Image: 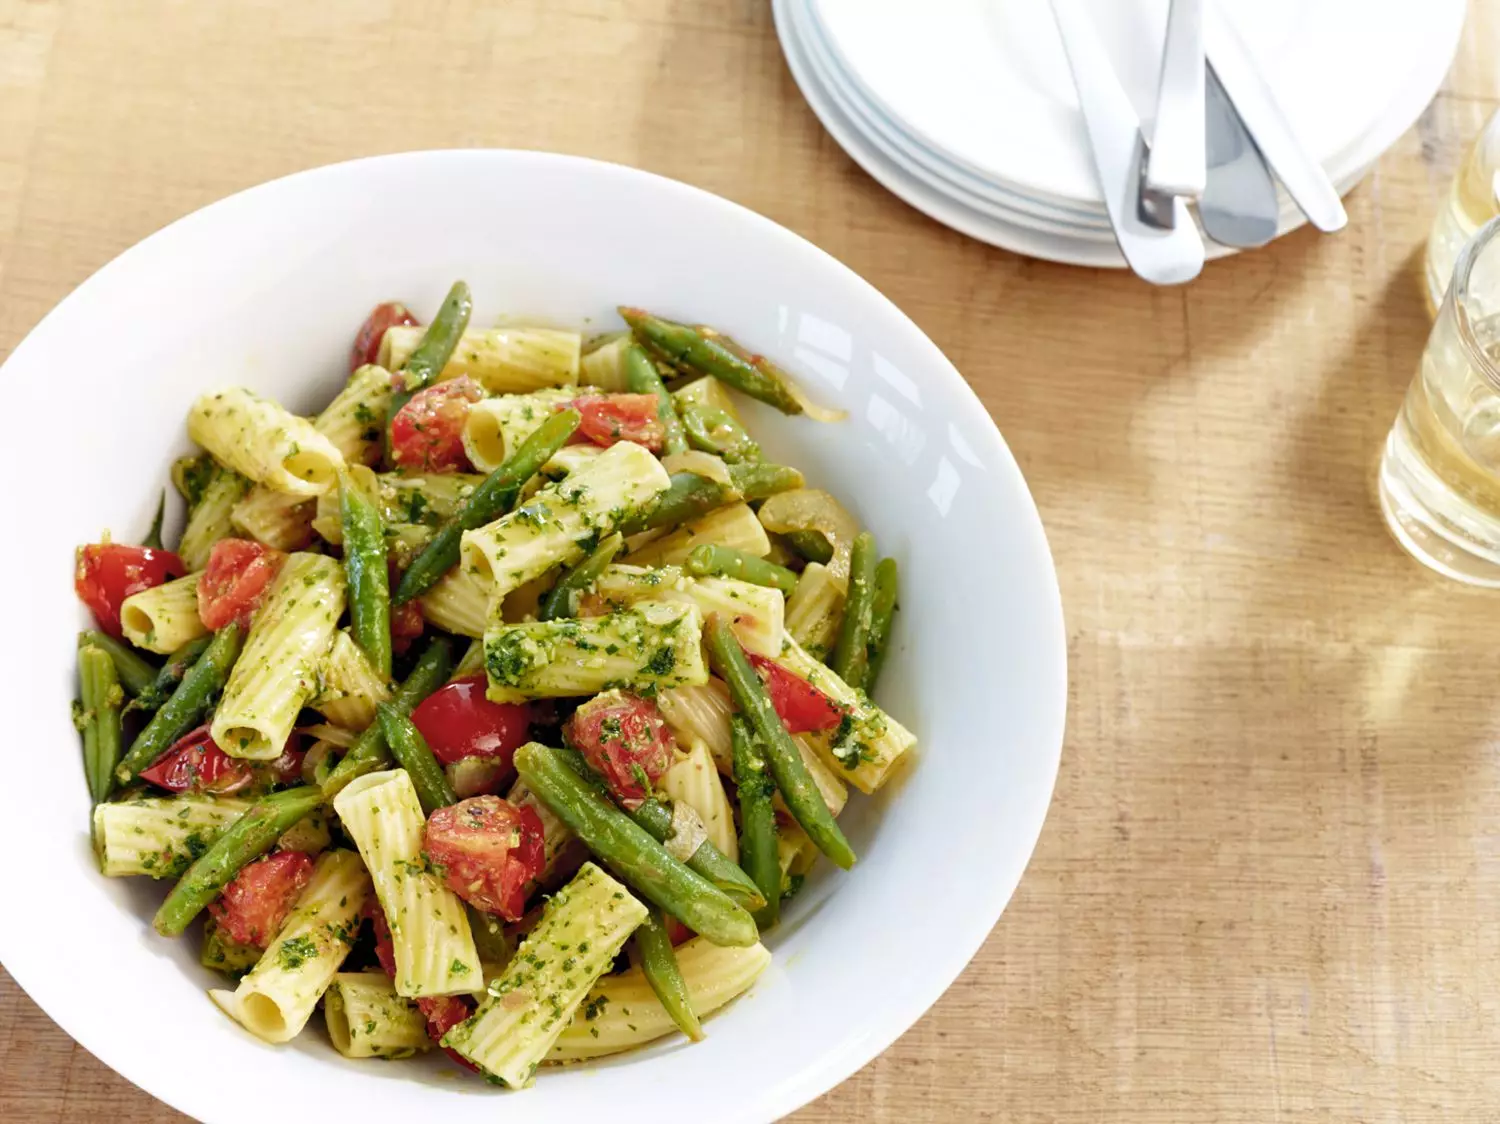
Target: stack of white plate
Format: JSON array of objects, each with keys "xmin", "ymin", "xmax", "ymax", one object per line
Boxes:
[{"xmin": 774, "ymin": 0, "xmax": 1467, "ymax": 267}]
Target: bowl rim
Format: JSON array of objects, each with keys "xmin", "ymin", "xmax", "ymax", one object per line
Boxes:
[{"xmin": 0, "ymin": 148, "xmax": 1067, "ymax": 1123}]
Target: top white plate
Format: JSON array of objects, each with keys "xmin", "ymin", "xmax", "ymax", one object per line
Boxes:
[{"xmin": 812, "ymin": 0, "xmax": 1454, "ymax": 205}]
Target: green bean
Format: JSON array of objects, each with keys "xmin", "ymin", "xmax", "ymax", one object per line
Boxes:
[
  {"xmin": 153, "ymin": 786, "xmax": 325, "ymax": 936},
  {"xmin": 321, "ymin": 637, "xmax": 454, "ymax": 796},
  {"xmin": 623, "ymin": 341, "xmax": 688, "ymax": 456},
  {"xmin": 540, "ymin": 533, "xmax": 623, "ymax": 621},
  {"xmin": 76, "ymin": 646, "xmax": 124, "ymax": 804},
  {"xmin": 679, "ymin": 400, "xmax": 761, "ymax": 463},
  {"xmin": 142, "ymin": 490, "xmax": 167, "ymax": 550},
  {"xmin": 393, "ymin": 408, "xmax": 581, "ymax": 604},
  {"xmin": 733, "ymin": 462, "xmax": 804, "ymax": 501},
  {"xmin": 115, "ymin": 622, "xmax": 245, "ymax": 784},
  {"xmin": 375, "ymin": 703, "xmax": 456, "ymax": 814},
  {"xmin": 388, "ymin": 280, "xmax": 473, "ymax": 424},
  {"xmin": 77, "ymin": 630, "xmax": 157, "ymax": 696},
  {"xmin": 619, "ymin": 462, "xmax": 804, "ymax": 535},
  {"xmin": 515, "ymin": 743, "xmax": 759, "ymax": 947},
  {"xmin": 553, "ymin": 746, "xmax": 765, "ymax": 909},
  {"xmin": 705, "ymin": 616, "xmax": 855, "ymax": 870},
  {"xmin": 864, "ymin": 557, "xmax": 899, "ymax": 694},
  {"xmin": 636, "ymin": 905, "xmax": 704, "ymax": 1041},
  {"xmin": 830, "ymin": 532, "xmax": 878, "ymax": 688},
  {"xmin": 340, "ymin": 476, "xmax": 392, "ymax": 678},
  {"xmin": 620, "ymin": 307, "xmax": 802, "ymax": 415},
  {"xmin": 731, "ymin": 716, "xmax": 780, "ymax": 930},
  {"xmin": 468, "ymin": 904, "xmax": 515, "ymax": 966},
  {"xmin": 126, "ymin": 634, "xmax": 214, "ymax": 718},
  {"xmin": 686, "ymin": 544, "xmax": 797, "ymax": 595},
  {"xmin": 782, "ymin": 529, "xmax": 834, "ymax": 566}
]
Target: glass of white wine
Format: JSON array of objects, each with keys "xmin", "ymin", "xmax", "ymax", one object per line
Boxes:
[
  {"xmin": 1382, "ymin": 216, "xmax": 1500, "ymax": 585},
  {"xmin": 1426, "ymin": 109, "xmax": 1500, "ymax": 312}
]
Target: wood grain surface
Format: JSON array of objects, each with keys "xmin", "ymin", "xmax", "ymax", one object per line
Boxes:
[{"xmin": 4, "ymin": 1, "xmax": 1499, "ymax": 1120}]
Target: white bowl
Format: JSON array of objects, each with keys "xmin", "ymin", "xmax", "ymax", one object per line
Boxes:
[{"xmin": 0, "ymin": 150, "xmax": 1066, "ymax": 1123}]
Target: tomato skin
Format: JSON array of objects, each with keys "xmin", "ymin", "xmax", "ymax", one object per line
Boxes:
[
  {"xmin": 664, "ymin": 915, "xmax": 693, "ymax": 946},
  {"xmin": 75, "ymin": 543, "xmax": 186, "ymax": 637},
  {"xmin": 570, "ymin": 394, "xmax": 666, "ymax": 452},
  {"xmin": 423, "ymin": 797, "xmax": 546, "ymax": 921},
  {"xmin": 410, "ymin": 675, "xmax": 531, "ymax": 770},
  {"xmin": 138, "ymin": 725, "xmax": 256, "ymax": 795},
  {"xmin": 197, "ymin": 539, "xmax": 286, "ymax": 631},
  {"xmin": 391, "ymin": 600, "xmax": 425, "ymax": 655},
  {"xmin": 208, "ymin": 851, "xmax": 314, "ymax": 948},
  {"xmin": 564, "ymin": 690, "xmax": 675, "ymax": 807},
  {"xmin": 747, "ymin": 653, "xmax": 844, "ymax": 734},
  {"xmin": 351, "ymin": 301, "xmax": 419, "ymax": 372},
  {"xmin": 389, "ymin": 377, "xmax": 484, "ymax": 473}
]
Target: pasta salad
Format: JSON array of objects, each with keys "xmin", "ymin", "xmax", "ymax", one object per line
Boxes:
[{"xmin": 71, "ymin": 284, "xmax": 915, "ymax": 1087}]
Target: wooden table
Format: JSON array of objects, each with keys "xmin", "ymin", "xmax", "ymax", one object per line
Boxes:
[{"xmin": 4, "ymin": 2, "xmax": 1498, "ymax": 1119}]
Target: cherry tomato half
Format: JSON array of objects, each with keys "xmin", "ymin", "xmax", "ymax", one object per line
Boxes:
[
  {"xmin": 75, "ymin": 543, "xmax": 186, "ymax": 637},
  {"xmin": 208, "ymin": 851, "xmax": 314, "ymax": 948},
  {"xmin": 570, "ymin": 393, "xmax": 666, "ymax": 452},
  {"xmin": 351, "ymin": 301, "xmax": 419, "ymax": 372},
  {"xmin": 747, "ymin": 653, "xmax": 845, "ymax": 735},
  {"xmin": 410, "ymin": 675, "xmax": 531, "ymax": 770},
  {"xmin": 423, "ymin": 796, "xmax": 546, "ymax": 921},
  {"xmin": 389, "ymin": 377, "xmax": 483, "ymax": 473},
  {"xmin": 138, "ymin": 725, "xmax": 256, "ymax": 795},
  {"xmin": 564, "ymin": 689, "xmax": 675, "ymax": 807},
  {"xmin": 197, "ymin": 539, "xmax": 286, "ymax": 631}
]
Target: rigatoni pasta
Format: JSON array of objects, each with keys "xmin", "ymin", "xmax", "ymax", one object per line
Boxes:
[
  {"xmin": 211, "ymin": 849, "xmax": 370, "ymax": 1043},
  {"xmin": 70, "ymin": 293, "xmax": 916, "ymax": 1088},
  {"xmin": 381, "ymin": 325, "xmax": 582, "ymax": 393},
  {"xmin": 333, "ymin": 769, "xmax": 480, "ymax": 998},
  {"xmin": 119, "ymin": 574, "xmax": 208, "ymax": 654},
  {"xmin": 187, "ymin": 387, "xmax": 345, "ymax": 497},
  {"xmin": 212, "ymin": 552, "xmax": 345, "ymax": 759}
]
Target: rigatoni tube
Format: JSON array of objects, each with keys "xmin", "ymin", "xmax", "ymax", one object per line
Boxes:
[
  {"xmin": 547, "ymin": 937, "xmax": 771, "ymax": 1062},
  {"xmin": 592, "ymin": 563, "xmax": 784, "ymax": 657},
  {"xmin": 187, "ymin": 388, "xmax": 345, "ymax": 497},
  {"xmin": 210, "ymin": 849, "xmax": 370, "ymax": 1044},
  {"xmin": 212, "ymin": 553, "xmax": 345, "ymax": 760},
  {"xmin": 383, "ymin": 325, "xmax": 582, "ymax": 394},
  {"xmin": 441, "ymin": 862, "xmax": 646, "ymax": 1086},
  {"xmin": 622, "ymin": 503, "xmax": 771, "ymax": 568},
  {"xmin": 462, "ymin": 388, "xmax": 578, "ymax": 473},
  {"xmin": 460, "ymin": 440, "xmax": 670, "ymax": 611},
  {"xmin": 483, "ymin": 601, "xmax": 708, "ymax": 703},
  {"xmin": 324, "ymin": 972, "xmax": 431, "ymax": 1059},
  {"xmin": 119, "ymin": 574, "xmax": 208, "ymax": 655},
  {"xmin": 332, "ymin": 769, "xmax": 480, "ymax": 998}
]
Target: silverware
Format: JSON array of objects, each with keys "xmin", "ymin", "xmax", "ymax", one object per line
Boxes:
[
  {"xmin": 1145, "ymin": 0, "xmax": 1206, "ymax": 199},
  {"xmin": 1203, "ymin": 0, "xmax": 1347, "ymax": 233},
  {"xmin": 1047, "ymin": 0, "xmax": 1204, "ymax": 284},
  {"xmin": 1198, "ymin": 62, "xmax": 1280, "ymax": 248}
]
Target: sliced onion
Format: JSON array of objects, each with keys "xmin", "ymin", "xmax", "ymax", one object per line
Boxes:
[
  {"xmin": 665, "ymin": 801, "xmax": 710, "ymax": 863},
  {"xmin": 296, "ymin": 723, "xmax": 357, "ymax": 748},
  {"xmin": 783, "ymin": 375, "xmax": 847, "ymax": 422},
  {"xmin": 662, "ymin": 450, "xmax": 739, "ymax": 497},
  {"xmin": 756, "ymin": 488, "xmax": 860, "ymax": 584}
]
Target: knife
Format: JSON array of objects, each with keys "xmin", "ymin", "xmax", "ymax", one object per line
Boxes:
[
  {"xmin": 1146, "ymin": 0, "xmax": 1206, "ymax": 199},
  {"xmin": 1198, "ymin": 62, "xmax": 1280, "ymax": 248},
  {"xmin": 1047, "ymin": 0, "xmax": 1205, "ymax": 284},
  {"xmin": 1203, "ymin": 0, "xmax": 1347, "ymax": 233}
]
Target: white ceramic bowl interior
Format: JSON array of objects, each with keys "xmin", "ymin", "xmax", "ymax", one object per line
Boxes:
[{"xmin": 0, "ymin": 151, "xmax": 1066, "ymax": 1124}]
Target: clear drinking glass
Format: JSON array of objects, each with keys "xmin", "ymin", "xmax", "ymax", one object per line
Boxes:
[
  {"xmin": 1426, "ymin": 109, "xmax": 1500, "ymax": 312},
  {"xmin": 1382, "ymin": 217, "xmax": 1500, "ymax": 585}
]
